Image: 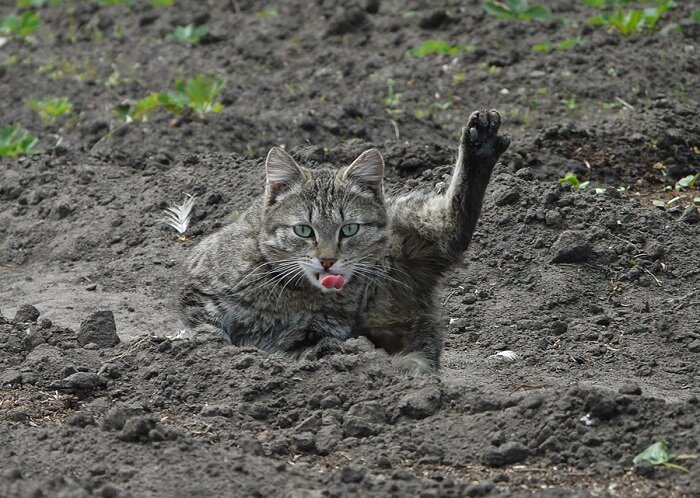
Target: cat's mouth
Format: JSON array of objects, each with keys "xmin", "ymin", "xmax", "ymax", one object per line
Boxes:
[{"xmin": 318, "ymin": 272, "xmax": 345, "ymax": 290}]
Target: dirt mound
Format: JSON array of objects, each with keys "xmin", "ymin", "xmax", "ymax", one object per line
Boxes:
[{"xmin": 2, "ymin": 308, "xmax": 698, "ymax": 497}]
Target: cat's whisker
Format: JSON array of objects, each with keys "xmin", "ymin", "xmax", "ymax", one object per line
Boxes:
[
  {"xmin": 266, "ymin": 264, "xmax": 304, "ymax": 302},
  {"xmin": 246, "ymin": 264, "xmax": 300, "ymax": 296},
  {"xmin": 231, "ymin": 259, "xmax": 302, "ymax": 293},
  {"xmin": 231, "ymin": 258, "xmax": 300, "ymax": 291},
  {"xmin": 275, "ymin": 267, "xmax": 307, "ymax": 305}
]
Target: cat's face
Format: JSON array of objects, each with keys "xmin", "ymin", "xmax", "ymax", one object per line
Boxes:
[{"xmin": 260, "ymin": 148, "xmax": 388, "ymax": 294}]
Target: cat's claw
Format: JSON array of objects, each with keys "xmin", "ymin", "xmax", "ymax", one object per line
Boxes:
[{"xmin": 463, "ymin": 109, "xmax": 510, "ymax": 160}]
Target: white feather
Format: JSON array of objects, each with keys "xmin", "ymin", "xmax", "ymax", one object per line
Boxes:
[
  {"xmin": 488, "ymin": 350, "xmax": 519, "ymax": 362},
  {"xmin": 163, "ymin": 194, "xmax": 195, "ymax": 236}
]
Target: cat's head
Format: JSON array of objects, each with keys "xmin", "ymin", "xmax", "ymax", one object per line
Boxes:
[{"xmin": 260, "ymin": 147, "xmax": 389, "ymax": 293}]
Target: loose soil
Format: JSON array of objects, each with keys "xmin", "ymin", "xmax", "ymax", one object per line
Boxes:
[{"xmin": 1, "ymin": 1, "xmax": 699, "ymax": 497}]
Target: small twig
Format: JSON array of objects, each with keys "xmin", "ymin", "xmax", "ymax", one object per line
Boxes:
[
  {"xmin": 674, "ymin": 301, "xmax": 700, "ymax": 312},
  {"xmin": 604, "ymin": 344, "xmax": 619, "ymax": 353},
  {"xmin": 104, "ymin": 336, "xmax": 153, "ymax": 363},
  {"xmin": 666, "ymin": 291, "xmax": 697, "ymax": 304},
  {"xmin": 641, "ymin": 267, "xmax": 662, "ymax": 287},
  {"xmin": 442, "ymin": 285, "xmax": 464, "ymax": 305},
  {"xmin": 615, "ymin": 96, "xmax": 635, "ymax": 110},
  {"xmin": 389, "ymin": 119, "xmax": 400, "ymax": 141},
  {"xmin": 608, "ymin": 232, "xmax": 640, "ymax": 251},
  {"xmin": 509, "ymin": 383, "xmax": 548, "ymax": 395}
]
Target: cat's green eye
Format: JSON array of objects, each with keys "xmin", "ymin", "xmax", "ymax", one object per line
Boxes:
[
  {"xmin": 340, "ymin": 223, "xmax": 360, "ymax": 237},
  {"xmin": 293, "ymin": 224, "xmax": 314, "ymax": 238}
]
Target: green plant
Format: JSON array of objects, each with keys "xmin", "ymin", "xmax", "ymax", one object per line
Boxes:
[
  {"xmin": 165, "ymin": 24, "xmax": 208, "ymax": 44},
  {"xmin": 652, "ymin": 197, "xmax": 680, "ymax": 209},
  {"xmin": 97, "ymin": 0, "xmax": 172, "ymax": 6},
  {"xmin": 16, "ymin": 0, "xmax": 60, "ymax": 6},
  {"xmin": 583, "ymin": 0, "xmax": 633, "ymax": 6},
  {"xmin": 558, "ymin": 172, "xmax": 589, "ymax": 189},
  {"xmin": 118, "ymin": 74, "xmax": 226, "ymax": 121},
  {"xmin": 0, "ymin": 125, "xmax": 38, "ymax": 158},
  {"xmin": 383, "ymin": 79, "xmax": 400, "ymax": 108},
  {"xmin": 675, "ymin": 173, "xmax": 699, "ymax": 190},
  {"xmin": 97, "ymin": 0, "xmax": 134, "ymax": 5},
  {"xmin": 693, "ymin": 10, "xmax": 700, "ymax": 23},
  {"xmin": 27, "ymin": 97, "xmax": 73, "ymax": 122},
  {"xmin": 406, "ymin": 39, "xmax": 475, "ymax": 57},
  {"xmin": 484, "ymin": 0, "xmax": 551, "ymax": 21},
  {"xmin": 588, "ymin": 1, "xmax": 675, "ymax": 36},
  {"xmin": 1, "ymin": 11, "xmax": 40, "ymax": 37},
  {"xmin": 532, "ymin": 37, "xmax": 586, "ymax": 53},
  {"xmin": 256, "ymin": 9, "xmax": 278, "ymax": 18},
  {"xmin": 414, "ymin": 101, "xmax": 451, "ymax": 121},
  {"xmin": 561, "ymin": 96, "xmax": 577, "ymax": 112},
  {"xmin": 633, "ymin": 441, "xmax": 688, "ymax": 472}
]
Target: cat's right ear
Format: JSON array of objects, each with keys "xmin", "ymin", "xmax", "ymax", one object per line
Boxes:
[
  {"xmin": 265, "ymin": 147, "xmax": 304, "ymax": 200},
  {"xmin": 343, "ymin": 149, "xmax": 384, "ymax": 193}
]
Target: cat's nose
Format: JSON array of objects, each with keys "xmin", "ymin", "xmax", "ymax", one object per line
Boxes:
[{"xmin": 320, "ymin": 258, "xmax": 337, "ymax": 271}]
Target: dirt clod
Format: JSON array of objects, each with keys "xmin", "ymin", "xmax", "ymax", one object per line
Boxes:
[
  {"xmin": 78, "ymin": 311, "xmax": 120, "ymax": 349},
  {"xmin": 481, "ymin": 442, "xmax": 530, "ymax": 467},
  {"xmin": 13, "ymin": 305, "xmax": 40, "ymax": 323},
  {"xmin": 549, "ymin": 230, "xmax": 593, "ymax": 263}
]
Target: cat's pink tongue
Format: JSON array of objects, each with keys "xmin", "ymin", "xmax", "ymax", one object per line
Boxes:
[{"xmin": 320, "ymin": 273, "xmax": 345, "ymax": 290}]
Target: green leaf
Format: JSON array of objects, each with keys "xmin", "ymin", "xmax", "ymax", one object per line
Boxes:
[
  {"xmin": 557, "ymin": 37, "xmax": 584, "ymax": 50},
  {"xmin": 634, "ymin": 441, "xmax": 672, "ymax": 465},
  {"xmin": 1, "ymin": 11, "xmax": 40, "ymax": 37},
  {"xmin": 158, "ymin": 91, "xmax": 186, "ymax": 115},
  {"xmin": 558, "ymin": 172, "xmax": 581, "ymax": 189},
  {"xmin": 112, "ymin": 104, "xmax": 131, "ymax": 120},
  {"xmin": 523, "ymin": 5, "xmax": 551, "ymax": 21},
  {"xmin": 132, "ymin": 92, "xmax": 162, "ymax": 120},
  {"xmin": 676, "ymin": 173, "xmax": 698, "ymax": 189},
  {"xmin": 693, "ymin": 10, "xmax": 700, "ymax": 23},
  {"xmin": 532, "ymin": 43, "xmax": 552, "ymax": 53},
  {"xmin": 148, "ymin": 0, "xmax": 173, "ymax": 6},
  {"xmin": 652, "ymin": 200, "xmax": 667, "ymax": 208},
  {"xmin": 256, "ymin": 9, "xmax": 277, "ymax": 18},
  {"xmin": 166, "ymin": 24, "xmax": 208, "ymax": 44},
  {"xmin": 27, "ymin": 97, "xmax": 72, "ymax": 122},
  {"xmin": 484, "ymin": 2, "xmax": 514, "ymax": 19},
  {"xmin": 0, "ymin": 124, "xmax": 38, "ymax": 158},
  {"xmin": 693, "ymin": 197, "xmax": 700, "ymax": 204},
  {"xmin": 16, "ymin": 0, "xmax": 60, "ymax": 6},
  {"xmin": 632, "ymin": 439, "xmax": 688, "ymax": 471}
]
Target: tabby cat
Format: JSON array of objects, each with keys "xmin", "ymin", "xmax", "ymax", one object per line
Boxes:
[{"xmin": 180, "ymin": 110, "xmax": 510, "ymax": 371}]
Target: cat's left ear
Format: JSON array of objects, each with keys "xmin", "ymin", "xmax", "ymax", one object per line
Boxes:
[{"xmin": 344, "ymin": 149, "xmax": 384, "ymax": 192}]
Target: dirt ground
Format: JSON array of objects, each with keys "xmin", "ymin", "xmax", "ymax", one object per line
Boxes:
[{"xmin": 1, "ymin": 0, "xmax": 699, "ymax": 496}]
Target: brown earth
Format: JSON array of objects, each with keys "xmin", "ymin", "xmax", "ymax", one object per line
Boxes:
[{"xmin": 1, "ymin": 0, "xmax": 699, "ymax": 496}]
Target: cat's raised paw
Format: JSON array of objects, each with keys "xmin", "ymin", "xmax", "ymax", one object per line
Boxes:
[{"xmin": 463, "ymin": 109, "xmax": 511, "ymax": 160}]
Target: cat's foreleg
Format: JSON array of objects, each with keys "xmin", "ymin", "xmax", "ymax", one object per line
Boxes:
[{"xmin": 444, "ymin": 110, "xmax": 510, "ymax": 258}]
